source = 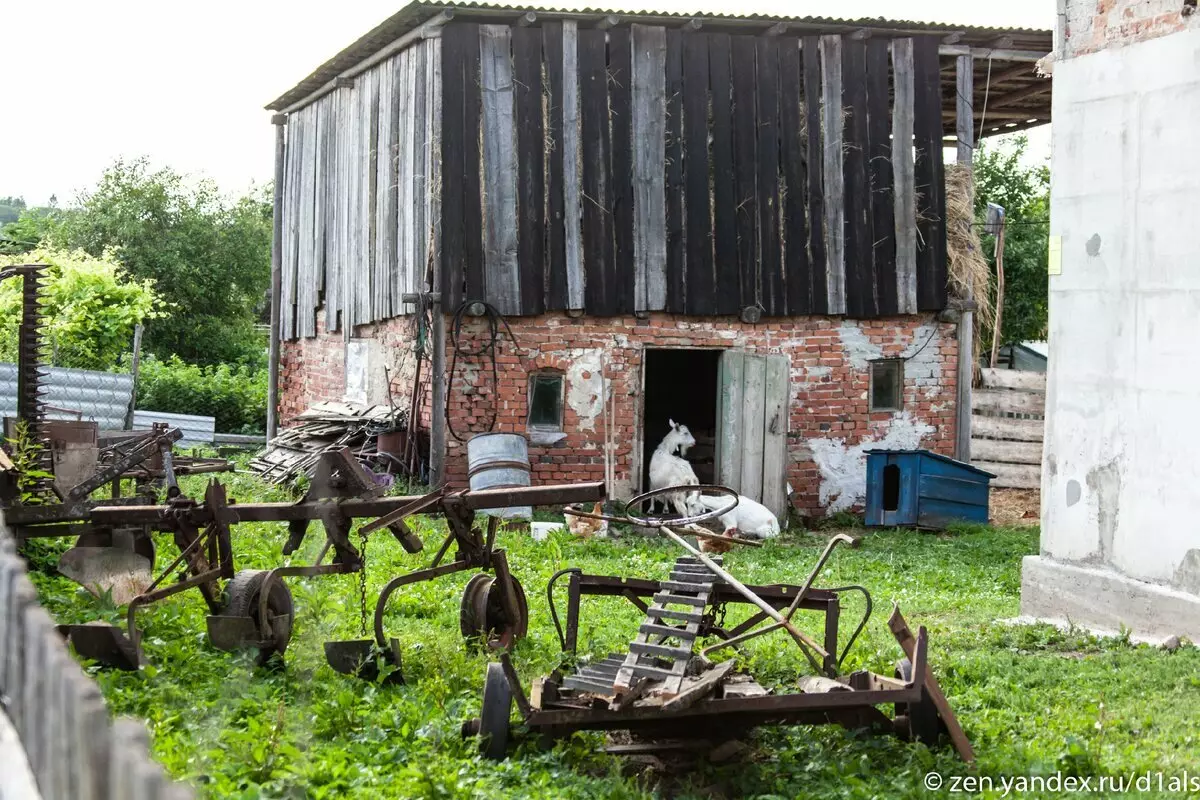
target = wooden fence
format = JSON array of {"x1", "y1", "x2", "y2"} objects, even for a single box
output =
[
  {"x1": 970, "y1": 368, "x2": 1045, "y2": 489},
  {"x1": 0, "y1": 511, "x2": 193, "y2": 800}
]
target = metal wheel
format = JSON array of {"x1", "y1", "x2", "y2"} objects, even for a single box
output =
[
  {"x1": 894, "y1": 658, "x2": 944, "y2": 745},
  {"x1": 223, "y1": 570, "x2": 295, "y2": 664},
  {"x1": 460, "y1": 574, "x2": 529, "y2": 647},
  {"x1": 479, "y1": 662, "x2": 513, "y2": 760}
]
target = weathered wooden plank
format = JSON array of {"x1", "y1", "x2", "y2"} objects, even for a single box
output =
[
  {"x1": 440, "y1": 23, "x2": 482, "y2": 310},
  {"x1": 970, "y1": 414, "x2": 1045, "y2": 442},
  {"x1": 756, "y1": 36, "x2": 784, "y2": 317},
  {"x1": 841, "y1": 38, "x2": 873, "y2": 318},
  {"x1": 543, "y1": 22, "x2": 568, "y2": 311},
  {"x1": 514, "y1": 24, "x2": 546, "y2": 314},
  {"x1": 972, "y1": 460, "x2": 1039, "y2": 490},
  {"x1": 731, "y1": 35, "x2": 758, "y2": 312},
  {"x1": 425, "y1": 36, "x2": 442, "y2": 298},
  {"x1": 298, "y1": 105, "x2": 317, "y2": 337},
  {"x1": 609, "y1": 27, "x2": 635, "y2": 315},
  {"x1": 281, "y1": 109, "x2": 298, "y2": 339},
  {"x1": 664, "y1": 28, "x2": 685, "y2": 313},
  {"x1": 314, "y1": 95, "x2": 329, "y2": 299},
  {"x1": 970, "y1": 438, "x2": 1042, "y2": 465},
  {"x1": 395, "y1": 50, "x2": 412, "y2": 315},
  {"x1": 820, "y1": 35, "x2": 846, "y2": 315},
  {"x1": 632, "y1": 24, "x2": 667, "y2": 313},
  {"x1": 891, "y1": 38, "x2": 918, "y2": 315},
  {"x1": 377, "y1": 56, "x2": 399, "y2": 322},
  {"x1": 802, "y1": 37, "x2": 828, "y2": 314},
  {"x1": 866, "y1": 38, "x2": 896, "y2": 316},
  {"x1": 708, "y1": 33, "x2": 738, "y2": 316},
  {"x1": 779, "y1": 37, "x2": 809, "y2": 316},
  {"x1": 980, "y1": 368, "x2": 1046, "y2": 391},
  {"x1": 682, "y1": 32, "x2": 714, "y2": 315},
  {"x1": 972, "y1": 388, "x2": 1045, "y2": 415},
  {"x1": 562, "y1": 21, "x2": 585, "y2": 311},
  {"x1": 412, "y1": 41, "x2": 430, "y2": 304},
  {"x1": 360, "y1": 73, "x2": 378, "y2": 327},
  {"x1": 715, "y1": 351, "x2": 744, "y2": 491},
  {"x1": 956, "y1": 54, "x2": 974, "y2": 165},
  {"x1": 739, "y1": 354, "x2": 766, "y2": 501},
  {"x1": 913, "y1": 36, "x2": 947, "y2": 312},
  {"x1": 761, "y1": 354, "x2": 789, "y2": 518},
  {"x1": 323, "y1": 93, "x2": 340, "y2": 331},
  {"x1": 480, "y1": 25, "x2": 521, "y2": 315},
  {"x1": 579, "y1": 28, "x2": 614, "y2": 315}
]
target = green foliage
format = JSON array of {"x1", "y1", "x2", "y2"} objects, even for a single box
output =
[
  {"x1": 0, "y1": 195, "x2": 26, "y2": 226},
  {"x1": 135, "y1": 355, "x2": 267, "y2": 434},
  {"x1": 973, "y1": 136, "x2": 1051, "y2": 354},
  {"x1": 0, "y1": 248, "x2": 163, "y2": 370},
  {"x1": 4, "y1": 420, "x2": 55, "y2": 504},
  {"x1": 46, "y1": 158, "x2": 272, "y2": 366}
]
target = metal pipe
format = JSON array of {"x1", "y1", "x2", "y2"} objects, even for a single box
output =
[{"x1": 266, "y1": 114, "x2": 287, "y2": 441}]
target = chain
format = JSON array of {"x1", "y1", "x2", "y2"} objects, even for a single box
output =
[
  {"x1": 357, "y1": 527, "x2": 369, "y2": 637},
  {"x1": 714, "y1": 601, "x2": 728, "y2": 630}
]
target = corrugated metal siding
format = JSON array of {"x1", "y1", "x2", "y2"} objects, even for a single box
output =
[
  {"x1": 131, "y1": 410, "x2": 216, "y2": 447},
  {"x1": 0, "y1": 363, "x2": 133, "y2": 430}
]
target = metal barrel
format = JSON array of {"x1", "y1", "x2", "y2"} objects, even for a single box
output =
[{"x1": 466, "y1": 433, "x2": 532, "y2": 520}]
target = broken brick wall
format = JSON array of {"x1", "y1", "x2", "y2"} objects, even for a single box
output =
[
  {"x1": 1063, "y1": 0, "x2": 1200, "y2": 58},
  {"x1": 280, "y1": 313, "x2": 959, "y2": 518}
]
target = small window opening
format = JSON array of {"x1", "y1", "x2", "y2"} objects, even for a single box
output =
[
  {"x1": 869, "y1": 359, "x2": 903, "y2": 412},
  {"x1": 528, "y1": 373, "x2": 564, "y2": 429},
  {"x1": 882, "y1": 464, "x2": 901, "y2": 511}
]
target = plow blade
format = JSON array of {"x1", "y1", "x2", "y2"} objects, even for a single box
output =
[
  {"x1": 58, "y1": 622, "x2": 142, "y2": 670},
  {"x1": 324, "y1": 638, "x2": 404, "y2": 685}
]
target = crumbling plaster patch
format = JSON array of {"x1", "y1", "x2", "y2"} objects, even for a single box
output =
[
  {"x1": 808, "y1": 412, "x2": 935, "y2": 513},
  {"x1": 562, "y1": 348, "x2": 606, "y2": 432}
]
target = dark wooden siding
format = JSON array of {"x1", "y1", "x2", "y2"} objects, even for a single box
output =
[{"x1": 437, "y1": 24, "x2": 948, "y2": 320}]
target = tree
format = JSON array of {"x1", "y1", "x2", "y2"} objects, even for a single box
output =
[
  {"x1": 972, "y1": 136, "x2": 1050, "y2": 355},
  {"x1": 0, "y1": 196, "x2": 26, "y2": 226},
  {"x1": 0, "y1": 248, "x2": 163, "y2": 370},
  {"x1": 49, "y1": 159, "x2": 272, "y2": 366},
  {"x1": 1, "y1": 206, "x2": 62, "y2": 255}
]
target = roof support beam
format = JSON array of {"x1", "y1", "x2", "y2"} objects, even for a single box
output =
[
  {"x1": 939, "y1": 44, "x2": 1047, "y2": 62},
  {"x1": 989, "y1": 81, "x2": 1052, "y2": 108},
  {"x1": 279, "y1": 10, "x2": 453, "y2": 115}
]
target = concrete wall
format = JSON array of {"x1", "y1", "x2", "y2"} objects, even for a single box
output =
[
  {"x1": 1024, "y1": 15, "x2": 1200, "y2": 638},
  {"x1": 280, "y1": 313, "x2": 960, "y2": 518}
]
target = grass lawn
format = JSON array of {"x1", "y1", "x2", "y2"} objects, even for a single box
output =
[{"x1": 24, "y1": 468, "x2": 1200, "y2": 799}]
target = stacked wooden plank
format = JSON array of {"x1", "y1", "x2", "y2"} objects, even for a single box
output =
[
  {"x1": 249, "y1": 402, "x2": 405, "y2": 485},
  {"x1": 970, "y1": 368, "x2": 1045, "y2": 489}
]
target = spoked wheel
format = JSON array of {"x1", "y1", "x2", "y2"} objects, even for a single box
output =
[
  {"x1": 893, "y1": 658, "x2": 944, "y2": 745},
  {"x1": 222, "y1": 570, "x2": 295, "y2": 665},
  {"x1": 460, "y1": 573, "x2": 529, "y2": 648},
  {"x1": 479, "y1": 662, "x2": 513, "y2": 760}
]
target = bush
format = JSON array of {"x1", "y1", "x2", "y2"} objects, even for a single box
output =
[{"x1": 136, "y1": 355, "x2": 267, "y2": 434}]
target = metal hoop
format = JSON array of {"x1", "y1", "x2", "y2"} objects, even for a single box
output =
[{"x1": 622, "y1": 484, "x2": 740, "y2": 528}]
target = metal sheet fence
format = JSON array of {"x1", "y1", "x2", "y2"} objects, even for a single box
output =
[
  {"x1": 0, "y1": 511, "x2": 193, "y2": 800},
  {"x1": 0, "y1": 363, "x2": 134, "y2": 431}
]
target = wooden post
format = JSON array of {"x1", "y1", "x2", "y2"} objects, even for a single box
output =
[
  {"x1": 124, "y1": 324, "x2": 144, "y2": 430},
  {"x1": 266, "y1": 114, "x2": 287, "y2": 442},
  {"x1": 954, "y1": 55, "x2": 974, "y2": 463},
  {"x1": 989, "y1": 223, "x2": 1007, "y2": 368},
  {"x1": 430, "y1": 290, "x2": 447, "y2": 489}
]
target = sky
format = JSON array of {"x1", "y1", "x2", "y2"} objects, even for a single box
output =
[{"x1": 2, "y1": 0, "x2": 1053, "y2": 206}]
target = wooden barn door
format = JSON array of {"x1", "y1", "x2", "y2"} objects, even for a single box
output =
[{"x1": 715, "y1": 352, "x2": 789, "y2": 520}]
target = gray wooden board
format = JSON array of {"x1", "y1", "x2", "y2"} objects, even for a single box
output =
[
  {"x1": 480, "y1": 25, "x2": 521, "y2": 315},
  {"x1": 969, "y1": 438, "x2": 1042, "y2": 464},
  {"x1": 562, "y1": 21, "x2": 585, "y2": 310},
  {"x1": 426, "y1": 36, "x2": 443, "y2": 295},
  {"x1": 739, "y1": 354, "x2": 767, "y2": 502},
  {"x1": 970, "y1": 415, "x2": 1044, "y2": 442},
  {"x1": 396, "y1": 49, "x2": 415, "y2": 316},
  {"x1": 980, "y1": 368, "x2": 1046, "y2": 392},
  {"x1": 631, "y1": 24, "x2": 668, "y2": 312},
  {"x1": 973, "y1": 388, "x2": 1045, "y2": 415},
  {"x1": 891, "y1": 38, "x2": 918, "y2": 314},
  {"x1": 972, "y1": 460, "x2": 1039, "y2": 489},
  {"x1": 761, "y1": 354, "x2": 789, "y2": 519},
  {"x1": 716, "y1": 350, "x2": 745, "y2": 492},
  {"x1": 376, "y1": 55, "x2": 398, "y2": 322},
  {"x1": 956, "y1": 54, "x2": 974, "y2": 165},
  {"x1": 820, "y1": 35, "x2": 846, "y2": 314}
]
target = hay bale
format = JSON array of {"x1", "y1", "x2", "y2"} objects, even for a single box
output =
[{"x1": 945, "y1": 163, "x2": 994, "y2": 370}]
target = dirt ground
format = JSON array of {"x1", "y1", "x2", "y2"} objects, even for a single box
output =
[{"x1": 989, "y1": 487, "x2": 1040, "y2": 527}]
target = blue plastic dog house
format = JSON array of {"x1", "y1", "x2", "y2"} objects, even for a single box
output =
[{"x1": 864, "y1": 450, "x2": 995, "y2": 529}]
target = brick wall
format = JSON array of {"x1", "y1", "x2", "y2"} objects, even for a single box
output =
[
  {"x1": 280, "y1": 313, "x2": 959, "y2": 518},
  {"x1": 1064, "y1": 0, "x2": 1199, "y2": 58}
]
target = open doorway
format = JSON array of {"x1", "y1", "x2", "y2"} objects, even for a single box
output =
[{"x1": 641, "y1": 348, "x2": 722, "y2": 490}]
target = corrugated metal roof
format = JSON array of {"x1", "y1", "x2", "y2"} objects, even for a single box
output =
[{"x1": 266, "y1": 0, "x2": 1053, "y2": 111}]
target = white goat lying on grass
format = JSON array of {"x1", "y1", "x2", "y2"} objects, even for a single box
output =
[
  {"x1": 687, "y1": 492, "x2": 780, "y2": 539},
  {"x1": 647, "y1": 419, "x2": 699, "y2": 517}
]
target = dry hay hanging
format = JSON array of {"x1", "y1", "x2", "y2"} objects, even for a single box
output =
[{"x1": 944, "y1": 162, "x2": 995, "y2": 367}]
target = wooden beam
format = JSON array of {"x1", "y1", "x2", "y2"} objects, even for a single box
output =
[
  {"x1": 956, "y1": 54, "x2": 973, "y2": 164},
  {"x1": 596, "y1": 14, "x2": 620, "y2": 30},
  {"x1": 820, "y1": 35, "x2": 846, "y2": 315},
  {"x1": 944, "y1": 109, "x2": 1046, "y2": 121},
  {"x1": 970, "y1": 438, "x2": 1042, "y2": 465},
  {"x1": 516, "y1": 10, "x2": 537, "y2": 26},
  {"x1": 891, "y1": 38, "x2": 918, "y2": 315},
  {"x1": 943, "y1": 31, "x2": 966, "y2": 45},
  {"x1": 980, "y1": 367, "x2": 1046, "y2": 391},
  {"x1": 989, "y1": 61, "x2": 1040, "y2": 84},
  {"x1": 971, "y1": 460, "x2": 1039, "y2": 489},
  {"x1": 955, "y1": 53, "x2": 973, "y2": 464},
  {"x1": 765, "y1": 21, "x2": 789, "y2": 36},
  {"x1": 978, "y1": 118, "x2": 1051, "y2": 138},
  {"x1": 682, "y1": 18, "x2": 703, "y2": 31},
  {"x1": 989, "y1": 81, "x2": 1052, "y2": 109},
  {"x1": 971, "y1": 415, "x2": 1044, "y2": 443},
  {"x1": 938, "y1": 45, "x2": 1048, "y2": 62}
]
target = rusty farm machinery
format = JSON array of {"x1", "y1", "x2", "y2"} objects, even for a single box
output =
[{"x1": 462, "y1": 487, "x2": 975, "y2": 764}]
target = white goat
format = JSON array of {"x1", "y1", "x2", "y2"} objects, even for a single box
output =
[
  {"x1": 688, "y1": 492, "x2": 780, "y2": 539},
  {"x1": 647, "y1": 420, "x2": 699, "y2": 517}
]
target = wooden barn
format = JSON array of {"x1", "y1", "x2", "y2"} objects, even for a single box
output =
[{"x1": 266, "y1": 2, "x2": 1052, "y2": 518}]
